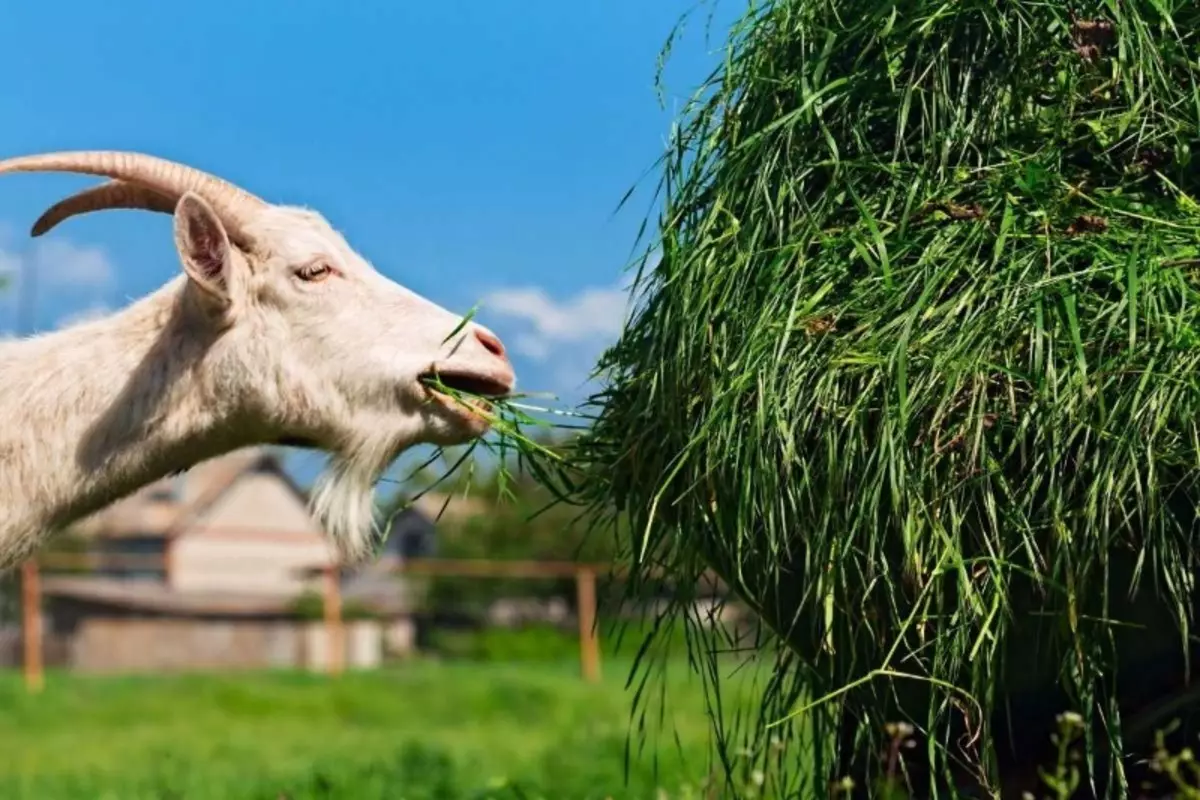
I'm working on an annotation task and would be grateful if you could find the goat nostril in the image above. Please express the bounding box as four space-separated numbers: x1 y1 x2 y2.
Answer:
475 328 506 359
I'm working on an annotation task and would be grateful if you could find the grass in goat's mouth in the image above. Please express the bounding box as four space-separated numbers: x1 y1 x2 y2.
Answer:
417 370 589 465
392 374 590 533
389 306 590 541
420 371 511 399
419 374 514 423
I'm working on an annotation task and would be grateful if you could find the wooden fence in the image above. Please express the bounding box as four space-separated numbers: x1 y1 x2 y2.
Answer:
15 552 614 693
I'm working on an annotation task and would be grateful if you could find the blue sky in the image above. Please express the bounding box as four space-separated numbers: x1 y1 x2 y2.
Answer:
0 0 734 488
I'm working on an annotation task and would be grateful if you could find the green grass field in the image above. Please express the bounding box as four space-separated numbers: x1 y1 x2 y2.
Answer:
0 656 766 799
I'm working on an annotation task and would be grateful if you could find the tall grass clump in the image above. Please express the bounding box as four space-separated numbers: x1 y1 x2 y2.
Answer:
572 0 1200 795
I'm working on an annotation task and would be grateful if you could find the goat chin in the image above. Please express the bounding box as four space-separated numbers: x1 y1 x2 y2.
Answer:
308 435 405 564
309 463 379 564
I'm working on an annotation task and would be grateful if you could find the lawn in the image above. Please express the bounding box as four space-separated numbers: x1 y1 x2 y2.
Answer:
0 656 779 799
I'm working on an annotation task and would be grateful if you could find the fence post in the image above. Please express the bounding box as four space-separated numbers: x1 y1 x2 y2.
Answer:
22 559 43 693
575 567 600 682
323 563 344 675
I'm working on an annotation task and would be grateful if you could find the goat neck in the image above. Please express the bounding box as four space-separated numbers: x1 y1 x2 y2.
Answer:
0 277 250 567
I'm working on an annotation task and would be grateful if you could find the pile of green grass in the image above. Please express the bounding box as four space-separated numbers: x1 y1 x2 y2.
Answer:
569 0 1200 794
0 659 815 799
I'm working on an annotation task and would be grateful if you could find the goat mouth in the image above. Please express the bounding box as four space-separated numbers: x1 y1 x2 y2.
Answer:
420 370 513 431
275 436 321 449
419 370 512 400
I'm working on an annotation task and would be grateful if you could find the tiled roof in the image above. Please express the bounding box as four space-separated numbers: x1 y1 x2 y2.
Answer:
41 576 299 616
70 448 291 540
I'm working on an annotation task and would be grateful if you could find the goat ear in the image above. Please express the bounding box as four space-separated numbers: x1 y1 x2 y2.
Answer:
174 192 234 300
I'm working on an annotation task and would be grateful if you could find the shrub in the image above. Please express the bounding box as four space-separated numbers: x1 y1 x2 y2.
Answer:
290 590 377 622
573 0 1200 794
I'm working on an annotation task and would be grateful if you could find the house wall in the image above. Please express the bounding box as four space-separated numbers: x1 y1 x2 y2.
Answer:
383 617 416 656
169 472 336 596
66 618 302 673
301 620 383 671
61 617 384 673
0 625 21 667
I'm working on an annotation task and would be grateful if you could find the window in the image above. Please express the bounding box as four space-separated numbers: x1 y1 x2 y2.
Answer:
386 510 438 559
94 536 167 582
145 474 185 502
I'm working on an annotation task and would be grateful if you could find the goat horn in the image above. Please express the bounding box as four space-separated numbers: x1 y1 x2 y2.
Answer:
31 180 177 237
0 151 268 245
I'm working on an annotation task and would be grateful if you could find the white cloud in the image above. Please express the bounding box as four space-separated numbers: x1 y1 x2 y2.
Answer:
56 302 112 329
30 239 114 289
0 230 114 291
513 333 552 360
0 229 116 334
474 281 638 405
0 249 20 284
481 283 631 362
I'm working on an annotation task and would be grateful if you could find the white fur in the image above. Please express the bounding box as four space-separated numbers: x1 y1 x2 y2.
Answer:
0 194 514 569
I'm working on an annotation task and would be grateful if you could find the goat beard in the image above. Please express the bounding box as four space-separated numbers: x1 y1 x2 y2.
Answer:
308 434 405 564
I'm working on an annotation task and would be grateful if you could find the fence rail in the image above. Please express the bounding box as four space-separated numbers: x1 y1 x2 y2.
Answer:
17 549 621 692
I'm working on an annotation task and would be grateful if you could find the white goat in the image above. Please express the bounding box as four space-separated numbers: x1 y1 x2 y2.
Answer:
0 150 515 569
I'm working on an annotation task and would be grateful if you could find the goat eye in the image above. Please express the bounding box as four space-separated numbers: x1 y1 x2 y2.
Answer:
296 262 333 282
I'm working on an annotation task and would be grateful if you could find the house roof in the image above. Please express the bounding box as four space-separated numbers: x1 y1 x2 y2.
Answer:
70 447 310 541
41 576 299 616
407 491 490 524
68 445 482 547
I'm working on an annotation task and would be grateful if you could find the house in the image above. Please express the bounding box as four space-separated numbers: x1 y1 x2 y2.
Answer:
35 447 468 674
67 447 334 595
40 578 382 673
384 504 439 560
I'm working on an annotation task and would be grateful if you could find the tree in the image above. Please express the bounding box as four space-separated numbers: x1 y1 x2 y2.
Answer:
379 429 621 614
